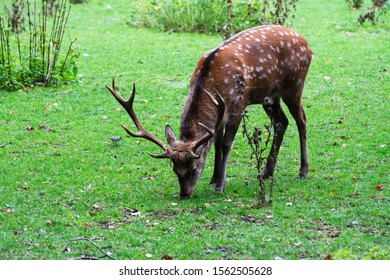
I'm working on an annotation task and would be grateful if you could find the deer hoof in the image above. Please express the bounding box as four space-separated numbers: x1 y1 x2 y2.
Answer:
299 173 308 179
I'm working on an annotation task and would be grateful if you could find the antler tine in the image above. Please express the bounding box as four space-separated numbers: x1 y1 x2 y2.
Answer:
106 78 171 158
204 89 225 128
192 122 214 152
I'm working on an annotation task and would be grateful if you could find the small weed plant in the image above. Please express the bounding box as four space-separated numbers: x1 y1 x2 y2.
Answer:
241 107 278 207
0 0 78 91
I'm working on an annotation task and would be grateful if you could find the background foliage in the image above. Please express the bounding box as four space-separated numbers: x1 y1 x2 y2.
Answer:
0 0 78 91
128 0 299 38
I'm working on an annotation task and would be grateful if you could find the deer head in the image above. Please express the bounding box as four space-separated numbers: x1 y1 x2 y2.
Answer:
106 79 224 199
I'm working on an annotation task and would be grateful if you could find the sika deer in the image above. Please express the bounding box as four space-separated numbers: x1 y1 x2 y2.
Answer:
107 25 312 199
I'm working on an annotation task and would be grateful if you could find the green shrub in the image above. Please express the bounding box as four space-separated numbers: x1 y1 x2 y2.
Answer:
345 0 364 9
128 0 299 38
0 0 78 91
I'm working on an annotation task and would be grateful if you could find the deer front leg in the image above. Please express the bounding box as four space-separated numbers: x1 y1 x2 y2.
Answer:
214 117 241 193
210 127 224 185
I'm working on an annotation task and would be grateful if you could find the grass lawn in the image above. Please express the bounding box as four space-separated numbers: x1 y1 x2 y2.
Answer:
0 0 389 260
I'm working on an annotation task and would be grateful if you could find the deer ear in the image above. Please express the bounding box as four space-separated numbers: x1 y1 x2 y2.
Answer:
165 124 177 146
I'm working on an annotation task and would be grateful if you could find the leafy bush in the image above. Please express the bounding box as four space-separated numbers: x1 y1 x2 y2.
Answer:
128 0 299 38
0 0 78 91
345 0 364 9
358 0 389 24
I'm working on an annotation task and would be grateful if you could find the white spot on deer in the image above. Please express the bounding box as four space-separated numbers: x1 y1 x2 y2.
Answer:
280 41 285 47
261 34 267 39
259 74 267 79
245 44 251 49
224 78 229 84
229 88 234 95
287 42 291 48
268 54 272 59
278 31 284 36
255 38 260 42
255 66 263 72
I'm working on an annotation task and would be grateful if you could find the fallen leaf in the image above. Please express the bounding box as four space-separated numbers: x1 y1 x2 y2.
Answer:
325 254 333 260
347 221 359 228
47 220 54 226
93 203 101 210
375 185 384 191
63 247 71 253
123 209 140 217
162 254 173 260
146 253 153 259
25 126 35 131
22 185 30 190
6 208 13 213
162 114 171 119
286 202 293 206
329 191 336 195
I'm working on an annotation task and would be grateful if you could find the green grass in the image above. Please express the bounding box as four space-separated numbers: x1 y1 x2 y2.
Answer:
0 0 389 260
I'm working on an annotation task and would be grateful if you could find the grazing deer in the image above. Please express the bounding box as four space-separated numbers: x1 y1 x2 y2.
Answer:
106 25 312 199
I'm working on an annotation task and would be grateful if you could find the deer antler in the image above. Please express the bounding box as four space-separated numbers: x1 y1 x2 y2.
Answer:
204 89 225 128
106 79 172 158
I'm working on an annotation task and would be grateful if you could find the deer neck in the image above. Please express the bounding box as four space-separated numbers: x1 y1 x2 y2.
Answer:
180 49 220 143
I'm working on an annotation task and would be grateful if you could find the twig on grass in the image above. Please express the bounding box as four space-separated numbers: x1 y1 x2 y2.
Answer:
69 237 116 260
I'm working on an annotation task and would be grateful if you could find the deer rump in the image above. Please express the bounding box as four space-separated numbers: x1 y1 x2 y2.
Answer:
107 25 313 199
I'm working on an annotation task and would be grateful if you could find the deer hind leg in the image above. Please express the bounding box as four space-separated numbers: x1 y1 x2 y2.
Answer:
261 97 289 179
282 87 309 178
